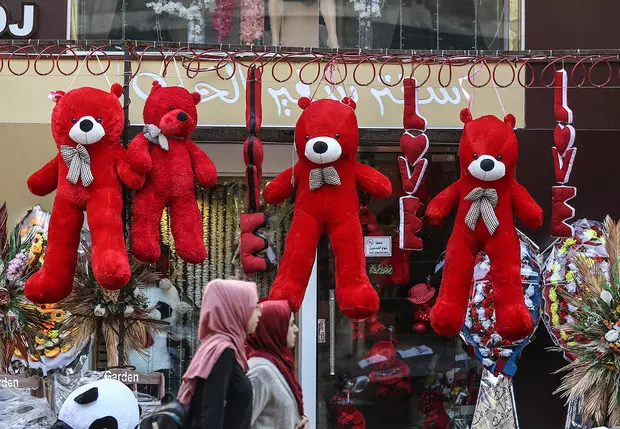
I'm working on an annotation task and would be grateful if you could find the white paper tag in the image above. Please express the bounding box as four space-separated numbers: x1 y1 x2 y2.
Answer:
397 345 433 359
364 236 392 257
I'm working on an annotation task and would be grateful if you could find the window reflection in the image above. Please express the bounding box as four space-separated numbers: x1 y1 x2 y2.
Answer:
73 0 520 50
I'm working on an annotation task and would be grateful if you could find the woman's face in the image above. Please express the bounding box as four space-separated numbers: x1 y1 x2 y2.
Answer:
286 313 299 348
246 303 262 335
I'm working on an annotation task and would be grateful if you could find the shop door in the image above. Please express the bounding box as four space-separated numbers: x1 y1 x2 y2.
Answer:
298 148 483 429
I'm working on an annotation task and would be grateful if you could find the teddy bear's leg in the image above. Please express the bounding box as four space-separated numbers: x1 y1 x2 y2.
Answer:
269 211 322 313
485 233 534 341
86 189 131 290
170 193 207 264
430 230 478 337
24 198 84 303
131 188 167 263
327 216 379 320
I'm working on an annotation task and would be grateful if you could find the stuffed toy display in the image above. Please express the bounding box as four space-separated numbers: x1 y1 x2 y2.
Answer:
128 82 217 264
25 85 145 304
129 279 191 374
264 97 392 320
52 378 141 429
426 108 543 341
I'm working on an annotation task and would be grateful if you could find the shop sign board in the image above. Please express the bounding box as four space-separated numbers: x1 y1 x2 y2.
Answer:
1 59 525 128
0 1 66 39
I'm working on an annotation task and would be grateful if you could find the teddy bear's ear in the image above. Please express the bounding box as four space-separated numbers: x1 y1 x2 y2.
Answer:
48 91 65 103
151 81 162 92
191 92 201 106
298 97 312 110
459 108 473 124
342 97 357 110
110 83 124 99
503 113 516 129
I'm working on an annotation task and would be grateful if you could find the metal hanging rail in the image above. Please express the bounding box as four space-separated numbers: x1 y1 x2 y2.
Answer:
2 39 620 89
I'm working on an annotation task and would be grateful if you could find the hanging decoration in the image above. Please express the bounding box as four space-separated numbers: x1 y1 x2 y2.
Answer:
240 66 271 276
146 1 215 43
398 77 428 253
551 217 620 427
264 97 392 320
240 0 264 44
60 240 168 368
426 108 543 341
551 69 578 238
25 85 145 304
542 219 607 356
128 81 217 265
407 277 436 334
433 231 541 376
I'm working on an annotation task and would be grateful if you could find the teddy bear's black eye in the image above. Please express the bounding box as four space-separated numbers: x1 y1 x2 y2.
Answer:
305 136 309 141
496 155 502 161
97 118 103 123
472 153 478 159
169 106 174 110
71 118 77 124
335 133 340 139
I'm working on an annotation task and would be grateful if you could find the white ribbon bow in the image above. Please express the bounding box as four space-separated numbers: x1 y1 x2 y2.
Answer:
143 124 169 151
60 144 94 187
309 167 341 191
464 187 499 235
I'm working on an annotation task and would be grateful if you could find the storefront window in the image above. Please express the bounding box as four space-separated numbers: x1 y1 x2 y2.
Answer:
71 0 521 50
315 147 482 428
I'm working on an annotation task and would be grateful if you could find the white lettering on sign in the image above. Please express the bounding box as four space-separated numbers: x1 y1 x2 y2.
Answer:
103 370 139 384
0 378 19 389
0 3 37 38
364 236 392 258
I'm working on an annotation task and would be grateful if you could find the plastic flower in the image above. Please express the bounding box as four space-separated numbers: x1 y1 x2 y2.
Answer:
601 290 613 305
565 271 575 282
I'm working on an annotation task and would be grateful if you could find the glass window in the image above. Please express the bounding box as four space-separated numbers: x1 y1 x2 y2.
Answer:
314 147 483 428
71 0 521 50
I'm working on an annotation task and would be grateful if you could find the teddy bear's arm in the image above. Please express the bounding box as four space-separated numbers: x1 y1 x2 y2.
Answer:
263 167 297 204
354 162 392 198
425 182 461 226
126 133 153 173
27 156 59 196
115 146 146 190
188 141 218 188
512 182 543 229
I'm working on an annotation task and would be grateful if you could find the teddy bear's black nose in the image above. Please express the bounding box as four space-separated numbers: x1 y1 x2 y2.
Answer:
313 141 328 154
79 119 94 132
177 112 188 122
480 159 495 172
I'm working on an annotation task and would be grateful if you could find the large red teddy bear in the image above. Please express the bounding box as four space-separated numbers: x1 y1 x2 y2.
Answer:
426 108 542 341
127 82 217 264
264 97 392 320
25 85 145 303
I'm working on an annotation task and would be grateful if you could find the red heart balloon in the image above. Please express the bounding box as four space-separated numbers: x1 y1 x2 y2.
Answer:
400 132 429 164
553 124 575 156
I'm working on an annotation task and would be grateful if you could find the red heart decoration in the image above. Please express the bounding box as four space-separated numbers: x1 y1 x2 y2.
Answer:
400 132 429 164
553 124 575 156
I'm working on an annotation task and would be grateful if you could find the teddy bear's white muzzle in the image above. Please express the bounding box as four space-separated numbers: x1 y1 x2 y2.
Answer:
69 116 106 145
304 136 342 164
467 155 506 181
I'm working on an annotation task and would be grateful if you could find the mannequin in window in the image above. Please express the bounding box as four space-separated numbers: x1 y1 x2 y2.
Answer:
268 0 340 48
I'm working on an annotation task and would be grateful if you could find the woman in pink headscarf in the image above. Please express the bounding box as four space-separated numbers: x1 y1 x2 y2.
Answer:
178 279 261 429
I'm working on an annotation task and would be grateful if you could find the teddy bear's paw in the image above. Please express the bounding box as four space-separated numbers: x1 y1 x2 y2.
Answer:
176 245 207 265
495 305 534 341
93 252 131 291
430 301 466 337
336 283 379 321
25 269 73 304
268 282 305 313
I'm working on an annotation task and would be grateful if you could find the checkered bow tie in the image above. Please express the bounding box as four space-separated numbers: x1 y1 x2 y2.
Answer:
464 187 499 235
309 167 341 191
60 144 94 187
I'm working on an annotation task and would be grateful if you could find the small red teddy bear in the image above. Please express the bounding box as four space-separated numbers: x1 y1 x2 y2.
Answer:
127 82 217 264
25 85 145 303
426 108 542 341
264 98 392 320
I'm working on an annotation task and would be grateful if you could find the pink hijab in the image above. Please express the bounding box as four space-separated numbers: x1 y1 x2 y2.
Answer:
178 279 258 406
